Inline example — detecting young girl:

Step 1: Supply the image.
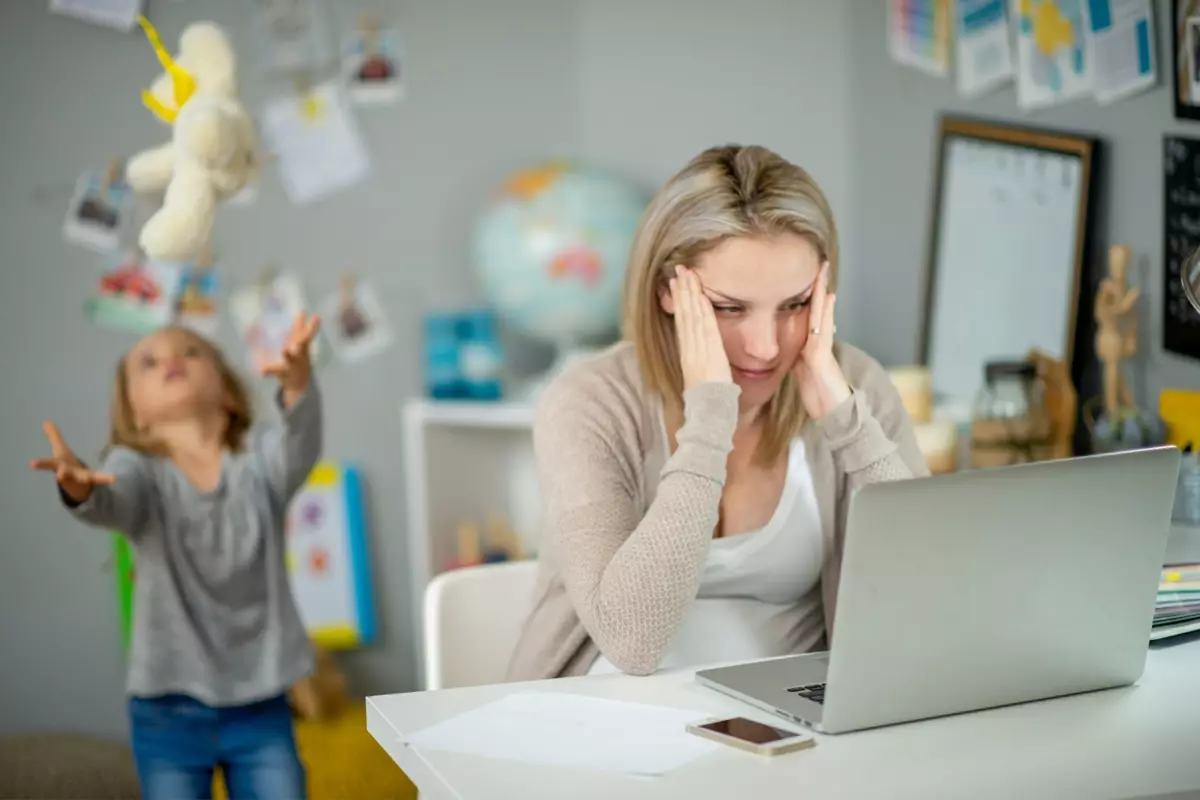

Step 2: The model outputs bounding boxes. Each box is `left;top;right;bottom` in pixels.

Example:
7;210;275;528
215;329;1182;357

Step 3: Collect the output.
31;315;322;800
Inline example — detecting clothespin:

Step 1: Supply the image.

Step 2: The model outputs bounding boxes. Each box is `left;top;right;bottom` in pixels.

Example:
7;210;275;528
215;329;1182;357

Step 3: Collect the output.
292;69;324;123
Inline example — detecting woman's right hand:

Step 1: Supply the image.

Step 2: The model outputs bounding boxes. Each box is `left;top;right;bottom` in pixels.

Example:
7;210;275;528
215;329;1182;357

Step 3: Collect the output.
30;420;114;504
671;265;732;389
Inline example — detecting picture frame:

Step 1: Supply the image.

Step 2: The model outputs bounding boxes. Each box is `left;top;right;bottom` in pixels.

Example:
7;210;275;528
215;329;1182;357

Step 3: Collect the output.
1173;0;1200;122
919;116;1098;420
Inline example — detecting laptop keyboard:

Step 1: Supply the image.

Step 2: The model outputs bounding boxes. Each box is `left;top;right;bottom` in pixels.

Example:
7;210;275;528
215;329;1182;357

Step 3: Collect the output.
787;682;826;704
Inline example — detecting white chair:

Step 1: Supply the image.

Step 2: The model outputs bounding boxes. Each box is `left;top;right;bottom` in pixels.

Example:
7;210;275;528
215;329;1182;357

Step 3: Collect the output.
422;560;539;690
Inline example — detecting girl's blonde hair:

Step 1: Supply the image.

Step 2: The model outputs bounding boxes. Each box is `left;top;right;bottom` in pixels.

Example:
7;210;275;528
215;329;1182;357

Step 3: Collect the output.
621;144;840;465
108;328;254;455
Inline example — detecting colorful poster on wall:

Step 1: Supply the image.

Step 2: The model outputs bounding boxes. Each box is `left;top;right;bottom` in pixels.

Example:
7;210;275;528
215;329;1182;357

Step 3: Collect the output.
284;461;376;649
1082;0;1156;104
1011;0;1093;109
955;0;1016;96
889;0;952;77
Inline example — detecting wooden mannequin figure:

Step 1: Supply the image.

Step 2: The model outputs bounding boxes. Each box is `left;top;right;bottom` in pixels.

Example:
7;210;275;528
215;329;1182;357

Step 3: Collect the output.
1093;244;1140;418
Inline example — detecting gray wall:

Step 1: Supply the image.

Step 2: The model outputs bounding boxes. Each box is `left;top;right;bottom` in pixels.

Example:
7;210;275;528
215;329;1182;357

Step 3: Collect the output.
9;0;1197;740
0;0;856;737
846;0;1200;404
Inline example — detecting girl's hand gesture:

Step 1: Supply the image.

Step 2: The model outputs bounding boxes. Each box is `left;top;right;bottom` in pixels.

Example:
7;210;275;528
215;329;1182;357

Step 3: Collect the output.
671;265;732;390
261;313;320;405
30;421;114;504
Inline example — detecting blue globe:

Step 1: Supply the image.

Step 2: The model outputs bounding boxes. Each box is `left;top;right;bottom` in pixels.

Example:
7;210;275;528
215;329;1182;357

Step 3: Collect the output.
471;161;647;348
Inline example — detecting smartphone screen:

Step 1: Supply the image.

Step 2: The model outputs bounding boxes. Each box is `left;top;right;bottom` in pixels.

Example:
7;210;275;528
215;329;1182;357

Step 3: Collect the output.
698;717;797;744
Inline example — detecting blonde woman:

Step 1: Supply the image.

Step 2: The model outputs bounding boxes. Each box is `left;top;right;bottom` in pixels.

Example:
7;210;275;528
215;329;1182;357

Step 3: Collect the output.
506;145;929;681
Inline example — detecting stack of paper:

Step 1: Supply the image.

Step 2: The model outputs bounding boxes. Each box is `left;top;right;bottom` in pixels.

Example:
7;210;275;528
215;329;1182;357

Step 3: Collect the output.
407;691;720;776
1152;564;1200;641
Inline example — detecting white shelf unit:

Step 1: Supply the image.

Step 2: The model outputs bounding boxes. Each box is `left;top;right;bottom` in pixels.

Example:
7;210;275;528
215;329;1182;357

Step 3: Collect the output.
402;399;539;688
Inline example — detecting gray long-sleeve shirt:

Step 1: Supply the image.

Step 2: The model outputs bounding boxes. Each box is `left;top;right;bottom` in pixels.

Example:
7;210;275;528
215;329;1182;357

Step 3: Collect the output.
65;384;322;706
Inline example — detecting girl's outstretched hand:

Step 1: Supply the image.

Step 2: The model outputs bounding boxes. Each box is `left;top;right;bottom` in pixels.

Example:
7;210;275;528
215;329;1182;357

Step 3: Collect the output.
30;420;114;504
261;313;320;405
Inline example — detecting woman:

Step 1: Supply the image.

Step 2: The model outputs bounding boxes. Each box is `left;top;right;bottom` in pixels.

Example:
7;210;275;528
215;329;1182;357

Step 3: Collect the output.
506;144;928;681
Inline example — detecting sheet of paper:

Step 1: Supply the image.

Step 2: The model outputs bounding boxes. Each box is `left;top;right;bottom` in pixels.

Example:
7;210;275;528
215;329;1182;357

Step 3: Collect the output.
1082;0;1156;104
261;82;370;205
1011;0;1093;110
408;691;720;776
888;0;952;77
955;0;1015;96
49;0;141;30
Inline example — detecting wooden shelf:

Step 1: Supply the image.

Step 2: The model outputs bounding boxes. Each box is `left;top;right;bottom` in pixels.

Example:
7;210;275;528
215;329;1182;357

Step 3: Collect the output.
402;397;539;689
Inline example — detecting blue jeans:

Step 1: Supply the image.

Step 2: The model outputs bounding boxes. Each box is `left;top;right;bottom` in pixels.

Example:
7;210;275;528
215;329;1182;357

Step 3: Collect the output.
128;693;307;800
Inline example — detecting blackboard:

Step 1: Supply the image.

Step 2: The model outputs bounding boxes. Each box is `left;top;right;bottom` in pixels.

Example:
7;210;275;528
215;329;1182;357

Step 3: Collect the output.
1164;135;1200;361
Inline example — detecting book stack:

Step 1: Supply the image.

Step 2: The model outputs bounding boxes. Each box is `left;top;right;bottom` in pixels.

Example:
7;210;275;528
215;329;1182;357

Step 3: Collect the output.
1152;564;1200;641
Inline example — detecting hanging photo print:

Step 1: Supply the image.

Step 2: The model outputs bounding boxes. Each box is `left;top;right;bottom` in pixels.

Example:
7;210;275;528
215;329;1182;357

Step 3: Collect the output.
254;0;330;72
342;17;404;105
86;251;184;334
320;275;394;364
174;245;221;337
230;270;320;373
63;161;132;253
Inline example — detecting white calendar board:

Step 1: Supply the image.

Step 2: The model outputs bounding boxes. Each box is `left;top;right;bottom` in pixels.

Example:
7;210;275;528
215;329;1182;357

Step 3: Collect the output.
923;121;1094;410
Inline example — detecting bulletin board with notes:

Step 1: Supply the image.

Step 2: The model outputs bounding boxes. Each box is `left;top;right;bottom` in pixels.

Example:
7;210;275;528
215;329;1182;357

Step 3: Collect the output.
921;117;1097;411
1164;135;1200;361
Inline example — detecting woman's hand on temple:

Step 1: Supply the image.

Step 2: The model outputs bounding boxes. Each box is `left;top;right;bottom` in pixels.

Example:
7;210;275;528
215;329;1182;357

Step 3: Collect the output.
671;265;732;390
792;261;852;420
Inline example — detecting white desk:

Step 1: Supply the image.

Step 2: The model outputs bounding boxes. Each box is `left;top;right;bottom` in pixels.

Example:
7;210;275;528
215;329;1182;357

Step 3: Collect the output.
368;639;1200;800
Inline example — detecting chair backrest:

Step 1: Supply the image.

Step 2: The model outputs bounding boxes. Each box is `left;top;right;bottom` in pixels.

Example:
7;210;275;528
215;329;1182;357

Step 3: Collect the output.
422;560;539;690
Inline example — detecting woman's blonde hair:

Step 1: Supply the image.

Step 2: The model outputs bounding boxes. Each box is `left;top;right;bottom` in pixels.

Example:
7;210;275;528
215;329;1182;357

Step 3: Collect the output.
108;327;254;455
621;144;839;465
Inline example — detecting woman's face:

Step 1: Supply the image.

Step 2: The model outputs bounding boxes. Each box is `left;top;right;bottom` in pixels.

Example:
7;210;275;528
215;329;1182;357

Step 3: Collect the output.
664;234;822;409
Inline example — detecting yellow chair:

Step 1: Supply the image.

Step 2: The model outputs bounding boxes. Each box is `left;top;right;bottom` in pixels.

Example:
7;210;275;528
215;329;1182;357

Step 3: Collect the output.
213;703;417;799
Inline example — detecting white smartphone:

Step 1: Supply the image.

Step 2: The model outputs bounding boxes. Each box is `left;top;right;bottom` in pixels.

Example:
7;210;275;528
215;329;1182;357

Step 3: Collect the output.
685;716;816;756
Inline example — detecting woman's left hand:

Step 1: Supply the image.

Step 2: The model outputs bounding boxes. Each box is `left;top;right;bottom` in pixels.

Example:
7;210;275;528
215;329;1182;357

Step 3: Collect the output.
792;262;852;421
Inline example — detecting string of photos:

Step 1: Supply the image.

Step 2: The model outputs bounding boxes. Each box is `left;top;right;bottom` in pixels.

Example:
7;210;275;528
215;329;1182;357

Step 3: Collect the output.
51;0;400;368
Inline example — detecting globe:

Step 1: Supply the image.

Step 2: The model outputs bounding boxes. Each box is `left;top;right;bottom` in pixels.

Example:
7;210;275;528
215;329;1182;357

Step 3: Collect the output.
471;160;648;384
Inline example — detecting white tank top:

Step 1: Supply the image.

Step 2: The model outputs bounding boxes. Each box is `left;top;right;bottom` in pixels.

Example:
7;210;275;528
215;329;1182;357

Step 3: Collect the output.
588;437;825;675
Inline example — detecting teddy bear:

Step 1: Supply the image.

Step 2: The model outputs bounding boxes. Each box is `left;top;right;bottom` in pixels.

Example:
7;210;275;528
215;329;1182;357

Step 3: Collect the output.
125;17;259;262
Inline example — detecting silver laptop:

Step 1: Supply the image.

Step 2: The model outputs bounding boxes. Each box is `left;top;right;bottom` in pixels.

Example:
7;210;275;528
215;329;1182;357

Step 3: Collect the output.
696;446;1180;734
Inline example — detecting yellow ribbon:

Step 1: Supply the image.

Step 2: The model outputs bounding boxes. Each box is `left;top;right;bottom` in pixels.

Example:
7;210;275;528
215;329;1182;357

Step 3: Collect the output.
137;15;197;124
